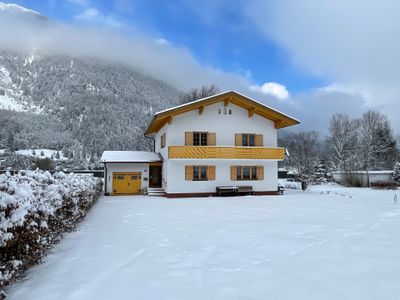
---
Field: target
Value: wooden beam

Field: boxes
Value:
[248,108,256,118]
[199,105,205,115]
[224,97,231,107]
[275,120,284,128]
[167,115,174,124]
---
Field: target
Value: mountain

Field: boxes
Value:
[0,2,184,167]
[0,50,181,163]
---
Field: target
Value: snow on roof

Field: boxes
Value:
[100,151,161,163]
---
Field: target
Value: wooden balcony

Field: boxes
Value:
[168,146,285,160]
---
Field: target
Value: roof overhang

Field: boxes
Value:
[144,90,300,135]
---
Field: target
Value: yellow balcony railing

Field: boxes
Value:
[168,146,285,160]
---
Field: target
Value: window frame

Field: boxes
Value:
[236,166,259,181]
[160,133,166,148]
[193,131,208,146]
[193,165,208,181]
[242,133,256,146]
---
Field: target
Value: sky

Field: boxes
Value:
[2,0,400,134]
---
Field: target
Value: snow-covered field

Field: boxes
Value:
[7,185,400,300]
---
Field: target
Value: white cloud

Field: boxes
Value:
[250,82,290,100]
[156,38,170,45]
[75,7,123,28]
[245,0,400,130]
[0,11,253,93]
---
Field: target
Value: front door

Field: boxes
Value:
[149,166,162,188]
[112,172,141,194]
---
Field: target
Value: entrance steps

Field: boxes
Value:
[147,188,166,197]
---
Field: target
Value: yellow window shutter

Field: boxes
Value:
[185,166,193,180]
[235,134,242,146]
[230,166,237,180]
[208,166,215,180]
[185,132,193,146]
[208,132,216,146]
[257,166,264,180]
[255,134,263,146]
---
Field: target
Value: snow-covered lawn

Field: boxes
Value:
[8,185,400,300]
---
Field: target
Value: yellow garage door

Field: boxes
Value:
[112,172,141,195]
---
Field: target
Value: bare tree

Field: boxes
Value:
[279,131,321,183]
[359,110,397,170]
[179,84,220,104]
[327,113,359,171]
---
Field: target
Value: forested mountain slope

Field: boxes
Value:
[0,52,181,159]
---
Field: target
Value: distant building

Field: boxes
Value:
[331,171,394,187]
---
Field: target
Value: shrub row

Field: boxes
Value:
[0,170,103,298]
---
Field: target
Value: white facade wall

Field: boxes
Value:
[156,102,277,148]
[154,102,280,194]
[104,163,149,194]
[166,160,277,193]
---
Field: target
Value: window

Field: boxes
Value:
[193,166,208,180]
[229,109,232,115]
[117,175,125,180]
[242,134,256,146]
[236,166,259,180]
[160,133,166,148]
[218,108,221,114]
[186,165,216,181]
[193,132,208,146]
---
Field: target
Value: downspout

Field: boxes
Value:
[104,162,108,195]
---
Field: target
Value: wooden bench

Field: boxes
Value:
[216,186,238,196]
[216,186,254,196]
[237,186,254,195]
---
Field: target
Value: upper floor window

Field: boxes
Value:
[242,134,255,146]
[235,133,263,147]
[218,108,232,115]
[186,132,216,146]
[193,132,208,146]
[160,133,166,148]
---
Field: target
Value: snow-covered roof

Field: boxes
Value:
[100,151,161,163]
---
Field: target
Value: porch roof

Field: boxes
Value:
[100,151,161,163]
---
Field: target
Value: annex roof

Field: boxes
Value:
[100,151,161,163]
[145,90,300,135]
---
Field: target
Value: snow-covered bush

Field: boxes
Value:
[393,162,400,182]
[0,170,102,297]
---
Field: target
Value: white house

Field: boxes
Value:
[101,91,299,197]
